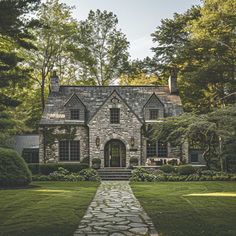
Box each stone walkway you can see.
[74,181,158,236]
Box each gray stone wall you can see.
[88,92,143,168]
[39,125,88,163]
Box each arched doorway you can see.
[104,139,126,167]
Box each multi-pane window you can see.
[147,140,157,157]
[110,108,120,124]
[59,140,80,161]
[70,109,80,120]
[70,140,80,161]
[22,148,39,163]
[147,140,168,158]
[149,109,159,120]
[157,141,168,157]
[190,153,199,163]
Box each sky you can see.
[60,0,202,60]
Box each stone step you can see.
[98,168,132,180]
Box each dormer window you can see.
[149,109,159,120]
[70,109,80,120]
[110,108,120,124]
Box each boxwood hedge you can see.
[0,147,32,187]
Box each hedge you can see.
[0,147,32,187]
[28,163,89,175]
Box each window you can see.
[110,108,120,124]
[22,148,39,163]
[190,153,199,163]
[70,109,80,120]
[59,140,80,161]
[149,109,159,120]
[147,140,157,157]
[157,141,168,157]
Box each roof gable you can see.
[40,86,183,125]
[89,90,143,124]
[64,93,86,108]
[143,93,164,109]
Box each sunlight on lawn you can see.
[33,189,72,193]
[184,192,236,197]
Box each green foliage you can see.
[178,165,196,175]
[28,163,89,175]
[79,168,101,181]
[130,166,236,182]
[151,0,236,112]
[0,147,31,186]
[152,105,236,171]
[130,168,165,182]
[32,167,100,182]
[72,9,129,85]
[92,158,101,165]
[160,164,175,173]
[49,167,84,181]
[129,157,139,166]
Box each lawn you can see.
[131,182,236,236]
[0,181,99,236]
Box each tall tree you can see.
[72,9,130,85]
[0,0,40,144]
[24,0,78,110]
[0,0,40,107]
[151,0,236,112]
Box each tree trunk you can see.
[41,74,45,111]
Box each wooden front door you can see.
[104,139,126,167]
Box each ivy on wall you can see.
[42,125,77,163]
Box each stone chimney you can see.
[168,71,178,94]
[50,71,60,92]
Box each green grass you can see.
[0,181,99,236]
[131,182,236,236]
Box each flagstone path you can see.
[73,181,158,236]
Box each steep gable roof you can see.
[89,90,143,124]
[40,86,183,125]
[64,93,86,108]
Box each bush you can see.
[130,168,165,182]
[79,168,100,181]
[178,165,195,175]
[91,158,101,169]
[38,163,89,175]
[200,170,221,176]
[167,159,178,165]
[160,164,175,173]
[129,157,139,166]
[28,163,40,175]
[81,156,89,164]
[0,147,32,187]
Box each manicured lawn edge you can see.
[131,181,236,236]
[0,181,99,236]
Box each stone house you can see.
[39,73,194,168]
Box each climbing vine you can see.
[42,125,77,163]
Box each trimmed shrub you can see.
[178,165,195,175]
[0,147,32,187]
[92,158,101,169]
[38,163,89,175]
[28,163,40,175]
[129,157,139,166]
[160,164,175,173]
[79,168,101,181]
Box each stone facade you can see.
[39,74,189,167]
[88,91,142,167]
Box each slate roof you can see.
[40,86,183,125]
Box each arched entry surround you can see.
[104,139,126,167]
